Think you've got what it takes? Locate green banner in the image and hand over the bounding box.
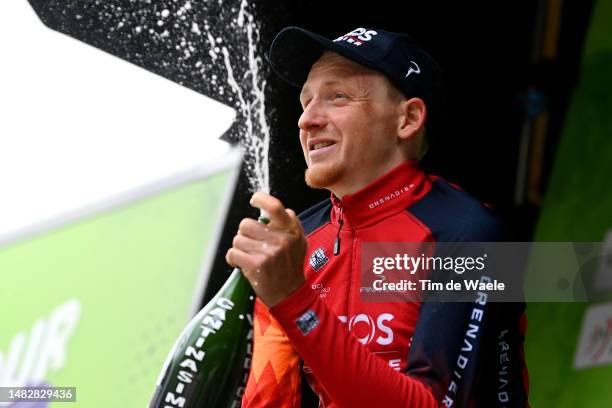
[0,162,237,407]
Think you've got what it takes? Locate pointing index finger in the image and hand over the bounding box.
[250,192,293,229]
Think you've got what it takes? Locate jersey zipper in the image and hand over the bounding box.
[334,207,344,256]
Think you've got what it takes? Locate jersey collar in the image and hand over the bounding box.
[330,160,430,229]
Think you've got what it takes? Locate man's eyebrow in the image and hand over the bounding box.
[300,80,353,103]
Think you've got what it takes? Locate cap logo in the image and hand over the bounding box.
[405,61,421,77]
[333,28,378,47]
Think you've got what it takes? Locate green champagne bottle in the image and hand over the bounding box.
[149,268,254,408]
[149,214,268,408]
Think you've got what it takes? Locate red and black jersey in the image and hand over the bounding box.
[243,160,529,408]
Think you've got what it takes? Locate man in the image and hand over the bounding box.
[226,26,529,407]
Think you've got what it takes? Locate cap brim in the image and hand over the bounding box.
[269,26,370,89]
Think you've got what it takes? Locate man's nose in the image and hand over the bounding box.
[298,99,327,131]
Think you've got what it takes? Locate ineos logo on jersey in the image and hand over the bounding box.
[333,28,378,46]
[405,61,421,77]
[338,313,394,345]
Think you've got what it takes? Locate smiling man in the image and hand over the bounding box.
[298,51,425,197]
[226,27,529,407]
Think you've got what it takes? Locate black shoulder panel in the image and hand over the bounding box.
[407,179,505,242]
[298,199,332,236]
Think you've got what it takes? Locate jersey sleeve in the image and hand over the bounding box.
[406,296,529,407]
[270,284,439,408]
[405,181,529,406]
[270,277,528,408]
[242,299,303,408]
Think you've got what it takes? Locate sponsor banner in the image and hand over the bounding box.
[0,167,236,407]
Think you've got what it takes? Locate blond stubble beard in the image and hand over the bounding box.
[304,162,345,189]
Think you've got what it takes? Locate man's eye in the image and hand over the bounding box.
[332,92,347,101]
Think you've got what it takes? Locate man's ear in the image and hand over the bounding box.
[397,97,427,141]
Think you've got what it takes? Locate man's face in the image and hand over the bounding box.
[298,52,405,197]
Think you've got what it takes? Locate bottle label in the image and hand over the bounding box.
[162,297,234,407]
